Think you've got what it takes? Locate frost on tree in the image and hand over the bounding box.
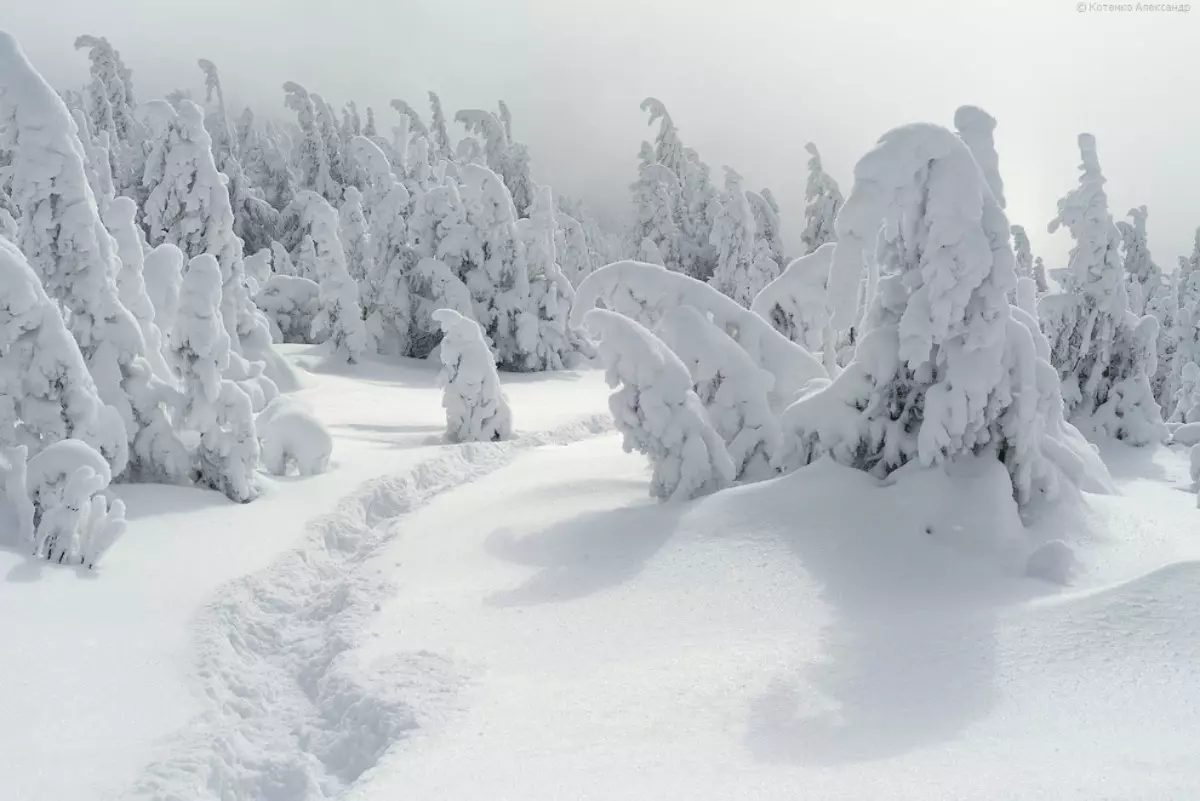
[432,308,513,443]
[455,108,534,217]
[709,168,778,308]
[428,91,453,161]
[800,142,843,256]
[172,255,261,502]
[290,191,368,363]
[1040,134,1165,444]
[0,33,188,484]
[73,35,140,197]
[780,122,1104,506]
[571,260,826,409]
[751,242,836,371]
[584,308,734,501]
[0,237,128,475]
[657,305,782,481]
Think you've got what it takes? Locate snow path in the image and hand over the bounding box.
[126,413,612,801]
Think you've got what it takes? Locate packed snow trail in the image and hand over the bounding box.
[126,414,611,801]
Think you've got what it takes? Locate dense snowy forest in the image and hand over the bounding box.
[0,29,1198,569]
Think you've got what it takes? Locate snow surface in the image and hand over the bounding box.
[2,347,1199,801]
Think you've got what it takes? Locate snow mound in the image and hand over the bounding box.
[256,398,333,476]
[1169,422,1200,447]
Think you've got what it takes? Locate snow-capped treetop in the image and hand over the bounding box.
[497,100,514,142]
[428,90,452,159]
[1033,256,1049,294]
[954,105,1005,208]
[640,97,687,181]
[197,58,234,166]
[391,98,430,139]
[709,167,776,307]
[73,35,136,145]
[800,142,843,257]
[1048,133,1128,315]
[747,190,786,268]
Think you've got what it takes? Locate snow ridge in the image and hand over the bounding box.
[128,414,611,801]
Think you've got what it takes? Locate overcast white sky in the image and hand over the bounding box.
[8,0,1200,267]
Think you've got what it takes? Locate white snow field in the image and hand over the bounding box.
[2,348,1199,801]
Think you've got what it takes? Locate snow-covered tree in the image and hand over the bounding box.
[781,122,1099,505]
[1,33,188,484]
[0,237,128,473]
[518,185,578,370]
[630,142,681,271]
[678,149,718,280]
[1117,206,1160,317]
[800,142,843,255]
[172,255,260,502]
[1033,256,1049,294]
[748,189,786,268]
[338,185,372,284]
[255,274,321,344]
[1040,134,1165,443]
[103,196,172,381]
[1011,225,1034,281]
[143,243,184,343]
[290,191,367,363]
[428,91,453,161]
[751,243,836,370]
[640,98,687,182]
[142,100,274,376]
[432,308,513,442]
[455,108,534,217]
[954,105,1006,208]
[658,305,781,481]
[709,168,777,307]
[555,211,593,286]
[73,35,140,195]
[583,308,734,501]
[283,82,339,203]
[1170,362,1200,423]
[571,260,826,409]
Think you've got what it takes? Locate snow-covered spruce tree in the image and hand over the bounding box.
[679,149,719,281]
[172,255,260,502]
[751,242,837,371]
[571,260,826,409]
[459,162,563,371]
[103,196,173,381]
[339,185,372,284]
[518,185,579,370]
[800,142,843,256]
[658,305,782,481]
[1040,134,1165,443]
[255,274,320,344]
[583,308,734,501]
[555,210,593,286]
[290,191,367,363]
[238,110,295,211]
[283,82,339,204]
[311,93,349,192]
[1033,256,1049,294]
[1144,270,1179,407]
[1011,224,1034,281]
[748,189,786,268]
[428,91,453,161]
[630,141,682,271]
[142,100,273,371]
[71,108,116,218]
[1171,362,1200,423]
[432,308,513,442]
[19,439,128,568]
[779,123,1095,505]
[143,243,184,345]
[0,237,128,473]
[455,108,534,218]
[0,32,188,483]
[73,35,141,196]
[640,98,687,183]
[1117,206,1160,317]
[709,168,777,307]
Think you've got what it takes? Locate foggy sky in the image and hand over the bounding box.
[8,0,1200,269]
